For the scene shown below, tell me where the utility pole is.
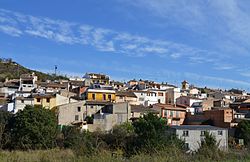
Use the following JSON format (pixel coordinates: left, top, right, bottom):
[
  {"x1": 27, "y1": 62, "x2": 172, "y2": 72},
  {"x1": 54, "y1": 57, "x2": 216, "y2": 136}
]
[
  {"x1": 54, "y1": 65, "x2": 57, "y2": 76},
  {"x1": 17, "y1": 64, "x2": 20, "y2": 77}
]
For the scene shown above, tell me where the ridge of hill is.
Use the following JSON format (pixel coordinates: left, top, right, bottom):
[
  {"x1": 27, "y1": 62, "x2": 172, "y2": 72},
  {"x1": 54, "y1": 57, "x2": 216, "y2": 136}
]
[{"x1": 0, "y1": 58, "x2": 68, "y2": 82}]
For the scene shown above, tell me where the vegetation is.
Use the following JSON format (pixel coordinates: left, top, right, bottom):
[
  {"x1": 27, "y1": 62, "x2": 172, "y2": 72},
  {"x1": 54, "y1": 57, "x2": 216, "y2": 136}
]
[
  {"x1": 1, "y1": 108, "x2": 250, "y2": 161},
  {"x1": 12, "y1": 105, "x2": 57, "y2": 150},
  {"x1": 235, "y1": 120, "x2": 250, "y2": 146},
  {"x1": 0, "y1": 110, "x2": 13, "y2": 149},
  {"x1": 0, "y1": 58, "x2": 68, "y2": 82}
]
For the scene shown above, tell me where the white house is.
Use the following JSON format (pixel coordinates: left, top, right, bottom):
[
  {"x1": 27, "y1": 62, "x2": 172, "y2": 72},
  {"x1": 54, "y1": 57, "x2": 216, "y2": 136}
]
[
  {"x1": 133, "y1": 90, "x2": 158, "y2": 106},
  {"x1": 19, "y1": 73, "x2": 37, "y2": 92},
  {"x1": 166, "y1": 88, "x2": 181, "y2": 104},
  {"x1": 189, "y1": 88, "x2": 200, "y2": 96},
  {"x1": 176, "y1": 96, "x2": 203, "y2": 107},
  {"x1": 149, "y1": 89, "x2": 167, "y2": 104},
  {"x1": 13, "y1": 97, "x2": 34, "y2": 113},
  {"x1": 169, "y1": 125, "x2": 228, "y2": 152}
]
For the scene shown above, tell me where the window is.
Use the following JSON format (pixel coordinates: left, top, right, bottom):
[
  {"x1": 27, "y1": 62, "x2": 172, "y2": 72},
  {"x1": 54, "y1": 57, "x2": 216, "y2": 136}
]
[
  {"x1": 158, "y1": 92, "x2": 164, "y2": 96},
  {"x1": 176, "y1": 111, "x2": 179, "y2": 118},
  {"x1": 183, "y1": 130, "x2": 189, "y2": 137},
  {"x1": 139, "y1": 97, "x2": 144, "y2": 101},
  {"x1": 158, "y1": 99, "x2": 161, "y2": 103},
  {"x1": 184, "y1": 143, "x2": 189, "y2": 150},
  {"x1": 108, "y1": 94, "x2": 112, "y2": 100},
  {"x1": 170, "y1": 111, "x2": 174, "y2": 117},
  {"x1": 201, "y1": 131, "x2": 206, "y2": 136},
  {"x1": 75, "y1": 115, "x2": 79, "y2": 121},
  {"x1": 77, "y1": 107, "x2": 81, "y2": 112},
  {"x1": 92, "y1": 94, "x2": 96, "y2": 100},
  {"x1": 21, "y1": 100, "x2": 24, "y2": 103},
  {"x1": 37, "y1": 98, "x2": 41, "y2": 102},
  {"x1": 119, "y1": 96, "x2": 123, "y2": 99},
  {"x1": 164, "y1": 110, "x2": 168, "y2": 117},
  {"x1": 218, "y1": 130, "x2": 223, "y2": 136},
  {"x1": 46, "y1": 98, "x2": 50, "y2": 103},
  {"x1": 103, "y1": 94, "x2": 106, "y2": 100},
  {"x1": 90, "y1": 105, "x2": 94, "y2": 109}
]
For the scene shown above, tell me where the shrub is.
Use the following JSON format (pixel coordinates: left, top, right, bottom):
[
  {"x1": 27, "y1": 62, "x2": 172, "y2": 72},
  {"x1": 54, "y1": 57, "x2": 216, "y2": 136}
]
[{"x1": 61, "y1": 126, "x2": 106, "y2": 156}]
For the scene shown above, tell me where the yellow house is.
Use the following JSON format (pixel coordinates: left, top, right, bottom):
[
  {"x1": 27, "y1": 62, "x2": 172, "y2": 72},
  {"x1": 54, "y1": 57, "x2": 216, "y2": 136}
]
[
  {"x1": 34, "y1": 93, "x2": 79, "y2": 111},
  {"x1": 87, "y1": 89, "x2": 116, "y2": 102},
  {"x1": 34, "y1": 94, "x2": 56, "y2": 109}
]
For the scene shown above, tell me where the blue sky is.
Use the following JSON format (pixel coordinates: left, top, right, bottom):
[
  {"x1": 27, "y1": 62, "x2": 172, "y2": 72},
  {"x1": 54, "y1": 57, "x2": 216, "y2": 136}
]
[{"x1": 0, "y1": 0, "x2": 250, "y2": 90}]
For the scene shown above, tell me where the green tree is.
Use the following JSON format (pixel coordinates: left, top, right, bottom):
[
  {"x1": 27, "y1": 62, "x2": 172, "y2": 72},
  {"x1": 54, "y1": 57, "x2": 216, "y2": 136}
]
[
  {"x1": 196, "y1": 131, "x2": 224, "y2": 160},
  {"x1": 104, "y1": 122, "x2": 135, "y2": 150},
  {"x1": 132, "y1": 113, "x2": 168, "y2": 152},
  {"x1": 235, "y1": 120, "x2": 250, "y2": 146},
  {"x1": 61, "y1": 126, "x2": 105, "y2": 156},
  {"x1": 200, "y1": 131, "x2": 217, "y2": 149},
  {"x1": 10, "y1": 105, "x2": 58, "y2": 150},
  {"x1": 0, "y1": 110, "x2": 13, "y2": 149}
]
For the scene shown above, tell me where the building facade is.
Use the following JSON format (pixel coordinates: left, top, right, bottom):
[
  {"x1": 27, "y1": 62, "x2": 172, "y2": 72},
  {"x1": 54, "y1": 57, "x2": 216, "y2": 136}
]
[
  {"x1": 169, "y1": 125, "x2": 228, "y2": 152},
  {"x1": 87, "y1": 89, "x2": 116, "y2": 102}
]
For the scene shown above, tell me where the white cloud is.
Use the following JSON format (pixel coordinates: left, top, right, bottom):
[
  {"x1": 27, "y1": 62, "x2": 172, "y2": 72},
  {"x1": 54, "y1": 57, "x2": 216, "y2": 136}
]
[
  {"x1": 0, "y1": 25, "x2": 22, "y2": 37},
  {"x1": 0, "y1": 8, "x2": 225, "y2": 64}
]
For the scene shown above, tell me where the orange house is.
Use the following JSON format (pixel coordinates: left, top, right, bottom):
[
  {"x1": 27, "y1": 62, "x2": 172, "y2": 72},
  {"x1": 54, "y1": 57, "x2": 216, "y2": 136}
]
[{"x1": 153, "y1": 103, "x2": 187, "y2": 126}]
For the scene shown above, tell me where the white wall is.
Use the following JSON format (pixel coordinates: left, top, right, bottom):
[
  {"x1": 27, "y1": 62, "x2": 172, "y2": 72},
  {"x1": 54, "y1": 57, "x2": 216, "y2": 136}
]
[
  {"x1": 176, "y1": 129, "x2": 228, "y2": 152},
  {"x1": 14, "y1": 99, "x2": 34, "y2": 113},
  {"x1": 56, "y1": 94, "x2": 77, "y2": 107}
]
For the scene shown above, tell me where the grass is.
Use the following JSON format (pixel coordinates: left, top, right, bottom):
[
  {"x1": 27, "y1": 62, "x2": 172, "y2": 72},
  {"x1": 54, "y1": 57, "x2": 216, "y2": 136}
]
[{"x1": 0, "y1": 148, "x2": 250, "y2": 162}]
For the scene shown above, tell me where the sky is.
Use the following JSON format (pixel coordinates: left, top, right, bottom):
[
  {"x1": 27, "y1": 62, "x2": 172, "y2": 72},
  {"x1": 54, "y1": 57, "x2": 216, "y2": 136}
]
[{"x1": 0, "y1": 0, "x2": 250, "y2": 91}]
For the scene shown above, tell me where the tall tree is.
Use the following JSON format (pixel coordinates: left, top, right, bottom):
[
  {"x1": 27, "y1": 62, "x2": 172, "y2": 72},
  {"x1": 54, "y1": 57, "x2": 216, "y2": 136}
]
[
  {"x1": 235, "y1": 120, "x2": 250, "y2": 146},
  {"x1": 0, "y1": 110, "x2": 13, "y2": 149},
  {"x1": 10, "y1": 105, "x2": 58, "y2": 150}
]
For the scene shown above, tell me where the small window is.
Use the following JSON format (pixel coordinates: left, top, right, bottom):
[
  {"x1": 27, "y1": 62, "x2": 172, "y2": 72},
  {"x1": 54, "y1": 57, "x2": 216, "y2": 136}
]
[
  {"x1": 90, "y1": 105, "x2": 94, "y2": 109},
  {"x1": 21, "y1": 100, "x2": 24, "y2": 103},
  {"x1": 201, "y1": 131, "x2": 206, "y2": 136},
  {"x1": 176, "y1": 111, "x2": 179, "y2": 118},
  {"x1": 92, "y1": 94, "x2": 96, "y2": 100},
  {"x1": 108, "y1": 94, "x2": 112, "y2": 100},
  {"x1": 77, "y1": 107, "x2": 81, "y2": 112},
  {"x1": 75, "y1": 115, "x2": 79, "y2": 121},
  {"x1": 139, "y1": 97, "x2": 144, "y2": 101},
  {"x1": 183, "y1": 130, "x2": 189, "y2": 137},
  {"x1": 184, "y1": 143, "x2": 189, "y2": 150},
  {"x1": 46, "y1": 98, "x2": 50, "y2": 103},
  {"x1": 218, "y1": 130, "x2": 223, "y2": 136},
  {"x1": 158, "y1": 92, "x2": 164, "y2": 96},
  {"x1": 170, "y1": 111, "x2": 174, "y2": 117},
  {"x1": 164, "y1": 110, "x2": 168, "y2": 117},
  {"x1": 37, "y1": 98, "x2": 41, "y2": 102},
  {"x1": 103, "y1": 94, "x2": 106, "y2": 100}
]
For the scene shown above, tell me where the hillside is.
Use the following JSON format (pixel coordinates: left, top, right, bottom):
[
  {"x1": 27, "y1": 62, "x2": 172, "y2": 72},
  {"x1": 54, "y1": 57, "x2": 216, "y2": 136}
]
[{"x1": 0, "y1": 58, "x2": 68, "y2": 82}]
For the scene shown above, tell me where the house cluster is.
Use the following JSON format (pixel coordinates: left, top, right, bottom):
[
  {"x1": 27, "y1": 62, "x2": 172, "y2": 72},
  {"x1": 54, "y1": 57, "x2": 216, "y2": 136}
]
[{"x1": 0, "y1": 72, "x2": 249, "y2": 152}]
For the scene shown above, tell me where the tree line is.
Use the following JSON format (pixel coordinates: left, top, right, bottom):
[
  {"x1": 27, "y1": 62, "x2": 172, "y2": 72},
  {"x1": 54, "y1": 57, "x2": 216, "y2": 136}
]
[{"x1": 0, "y1": 105, "x2": 249, "y2": 159}]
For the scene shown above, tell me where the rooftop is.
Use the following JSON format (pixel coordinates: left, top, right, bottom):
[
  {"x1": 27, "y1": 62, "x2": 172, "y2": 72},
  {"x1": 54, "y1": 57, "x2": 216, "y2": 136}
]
[
  {"x1": 116, "y1": 91, "x2": 137, "y2": 98},
  {"x1": 85, "y1": 100, "x2": 113, "y2": 105},
  {"x1": 87, "y1": 89, "x2": 116, "y2": 93},
  {"x1": 171, "y1": 125, "x2": 227, "y2": 130}
]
